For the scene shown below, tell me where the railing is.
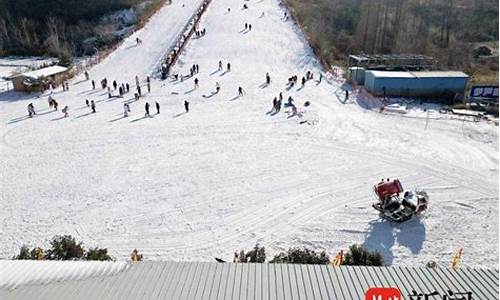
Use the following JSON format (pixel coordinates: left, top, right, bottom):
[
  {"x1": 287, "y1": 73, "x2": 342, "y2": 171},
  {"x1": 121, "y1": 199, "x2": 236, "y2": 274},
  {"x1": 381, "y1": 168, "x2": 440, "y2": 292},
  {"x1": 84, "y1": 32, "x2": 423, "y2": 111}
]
[{"x1": 159, "y1": 0, "x2": 213, "y2": 79}]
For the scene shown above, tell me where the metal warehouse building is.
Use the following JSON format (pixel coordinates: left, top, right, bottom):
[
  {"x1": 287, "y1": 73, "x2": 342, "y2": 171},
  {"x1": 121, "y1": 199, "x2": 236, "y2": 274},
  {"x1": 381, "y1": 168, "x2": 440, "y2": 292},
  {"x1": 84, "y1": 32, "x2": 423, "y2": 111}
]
[
  {"x1": 0, "y1": 261, "x2": 498, "y2": 299},
  {"x1": 364, "y1": 70, "x2": 469, "y2": 98}
]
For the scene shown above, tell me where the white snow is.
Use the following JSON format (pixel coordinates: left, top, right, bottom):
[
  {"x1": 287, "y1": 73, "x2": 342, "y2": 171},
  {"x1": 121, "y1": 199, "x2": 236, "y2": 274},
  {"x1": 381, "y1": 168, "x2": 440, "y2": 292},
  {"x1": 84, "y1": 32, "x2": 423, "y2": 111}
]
[{"x1": 0, "y1": 0, "x2": 498, "y2": 268}]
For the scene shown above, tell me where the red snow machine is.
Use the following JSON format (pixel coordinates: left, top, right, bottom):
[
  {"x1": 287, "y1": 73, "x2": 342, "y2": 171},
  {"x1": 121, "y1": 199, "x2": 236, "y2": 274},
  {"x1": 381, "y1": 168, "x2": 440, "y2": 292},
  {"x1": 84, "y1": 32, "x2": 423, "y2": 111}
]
[{"x1": 373, "y1": 178, "x2": 428, "y2": 223}]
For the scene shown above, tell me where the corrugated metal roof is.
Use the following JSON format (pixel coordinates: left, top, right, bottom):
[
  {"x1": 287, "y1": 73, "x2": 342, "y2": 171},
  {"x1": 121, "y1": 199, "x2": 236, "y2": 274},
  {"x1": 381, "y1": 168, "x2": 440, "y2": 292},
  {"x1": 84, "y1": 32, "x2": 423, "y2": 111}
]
[
  {"x1": 0, "y1": 261, "x2": 497, "y2": 299},
  {"x1": 366, "y1": 70, "x2": 469, "y2": 79},
  {"x1": 12, "y1": 66, "x2": 68, "y2": 79}
]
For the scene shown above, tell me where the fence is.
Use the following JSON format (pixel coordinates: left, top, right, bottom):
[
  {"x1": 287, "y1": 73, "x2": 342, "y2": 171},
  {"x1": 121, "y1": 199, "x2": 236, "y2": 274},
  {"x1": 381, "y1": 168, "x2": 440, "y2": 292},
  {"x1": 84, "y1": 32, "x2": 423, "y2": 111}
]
[{"x1": 159, "y1": 0, "x2": 213, "y2": 79}]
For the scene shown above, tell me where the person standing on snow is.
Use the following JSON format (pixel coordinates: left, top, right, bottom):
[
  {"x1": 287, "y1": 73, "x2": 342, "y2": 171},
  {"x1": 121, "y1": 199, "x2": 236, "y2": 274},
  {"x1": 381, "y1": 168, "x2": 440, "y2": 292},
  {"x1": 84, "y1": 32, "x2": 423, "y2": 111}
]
[
  {"x1": 215, "y1": 82, "x2": 220, "y2": 93},
  {"x1": 276, "y1": 98, "x2": 282, "y2": 112},
  {"x1": 91, "y1": 79, "x2": 95, "y2": 90},
  {"x1": 27, "y1": 103, "x2": 35, "y2": 117},
  {"x1": 145, "y1": 102, "x2": 150, "y2": 117},
  {"x1": 52, "y1": 99, "x2": 58, "y2": 111},
  {"x1": 124, "y1": 103, "x2": 131, "y2": 117},
  {"x1": 113, "y1": 80, "x2": 117, "y2": 90},
  {"x1": 155, "y1": 101, "x2": 160, "y2": 114},
  {"x1": 266, "y1": 72, "x2": 271, "y2": 85},
  {"x1": 271, "y1": 97, "x2": 277, "y2": 113},
  {"x1": 62, "y1": 106, "x2": 69, "y2": 118},
  {"x1": 218, "y1": 60, "x2": 223, "y2": 71},
  {"x1": 238, "y1": 86, "x2": 244, "y2": 96},
  {"x1": 90, "y1": 100, "x2": 96, "y2": 113},
  {"x1": 227, "y1": 62, "x2": 231, "y2": 72},
  {"x1": 194, "y1": 78, "x2": 199, "y2": 89},
  {"x1": 86, "y1": 99, "x2": 90, "y2": 107},
  {"x1": 184, "y1": 100, "x2": 189, "y2": 112}
]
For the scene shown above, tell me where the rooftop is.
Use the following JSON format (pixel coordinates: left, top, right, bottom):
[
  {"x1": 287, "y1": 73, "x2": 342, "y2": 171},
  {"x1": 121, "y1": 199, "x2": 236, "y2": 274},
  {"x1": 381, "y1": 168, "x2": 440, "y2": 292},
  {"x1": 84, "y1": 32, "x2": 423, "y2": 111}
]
[
  {"x1": 0, "y1": 261, "x2": 497, "y2": 300},
  {"x1": 13, "y1": 66, "x2": 68, "y2": 80},
  {"x1": 366, "y1": 70, "x2": 469, "y2": 79}
]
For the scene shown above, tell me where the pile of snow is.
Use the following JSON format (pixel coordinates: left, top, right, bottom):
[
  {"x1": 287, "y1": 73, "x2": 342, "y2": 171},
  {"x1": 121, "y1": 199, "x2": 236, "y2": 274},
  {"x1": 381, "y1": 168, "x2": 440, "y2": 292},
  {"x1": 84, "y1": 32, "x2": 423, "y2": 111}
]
[{"x1": 0, "y1": 0, "x2": 497, "y2": 268}]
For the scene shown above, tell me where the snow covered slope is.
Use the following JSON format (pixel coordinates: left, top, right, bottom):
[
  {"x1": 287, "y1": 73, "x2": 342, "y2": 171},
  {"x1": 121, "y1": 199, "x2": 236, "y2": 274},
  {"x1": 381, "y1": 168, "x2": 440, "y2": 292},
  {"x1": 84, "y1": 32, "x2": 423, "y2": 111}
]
[{"x1": 0, "y1": 0, "x2": 498, "y2": 268}]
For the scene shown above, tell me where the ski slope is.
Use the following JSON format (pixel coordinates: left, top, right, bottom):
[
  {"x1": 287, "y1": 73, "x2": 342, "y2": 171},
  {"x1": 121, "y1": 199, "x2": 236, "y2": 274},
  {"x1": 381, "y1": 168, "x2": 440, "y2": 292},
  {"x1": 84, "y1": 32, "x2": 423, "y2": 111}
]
[{"x1": 0, "y1": 0, "x2": 498, "y2": 268}]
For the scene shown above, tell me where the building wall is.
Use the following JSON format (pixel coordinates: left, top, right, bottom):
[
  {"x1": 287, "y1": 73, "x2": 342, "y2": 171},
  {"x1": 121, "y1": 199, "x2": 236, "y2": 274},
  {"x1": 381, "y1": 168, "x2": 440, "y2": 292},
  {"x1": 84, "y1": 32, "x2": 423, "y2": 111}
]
[{"x1": 365, "y1": 71, "x2": 468, "y2": 98}]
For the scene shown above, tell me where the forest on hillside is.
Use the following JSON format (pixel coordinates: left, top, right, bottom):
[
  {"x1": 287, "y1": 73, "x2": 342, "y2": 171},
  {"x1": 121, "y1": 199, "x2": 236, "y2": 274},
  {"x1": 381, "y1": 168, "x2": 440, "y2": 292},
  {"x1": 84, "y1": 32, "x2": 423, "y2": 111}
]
[
  {"x1": 285, "y1": 0, "x2": 498, "y2": 83},
  {"x1": 0, "y1": 0, "x2": 164, "y2": 60}
]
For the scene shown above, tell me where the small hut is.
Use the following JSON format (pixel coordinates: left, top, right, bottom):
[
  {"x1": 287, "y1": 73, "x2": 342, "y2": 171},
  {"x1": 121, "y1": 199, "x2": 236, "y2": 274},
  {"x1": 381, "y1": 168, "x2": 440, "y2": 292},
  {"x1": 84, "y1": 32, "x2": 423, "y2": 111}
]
[{"x1": 10, "y1": 66, "x2": 70, "y2": 92}]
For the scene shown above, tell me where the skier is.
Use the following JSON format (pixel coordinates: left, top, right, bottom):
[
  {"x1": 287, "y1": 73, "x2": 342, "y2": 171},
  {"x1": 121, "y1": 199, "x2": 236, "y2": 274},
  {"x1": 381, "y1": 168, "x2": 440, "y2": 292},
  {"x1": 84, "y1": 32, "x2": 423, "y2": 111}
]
[
  {"x1": 218, "y1": 60, "x2": 223, "y2": 71},
  {"x1": 301, "y1": 76, "x2": 306, "y2": 86},
  {"x1": 91, "y1": 100, "x2": 96, "y2": 113},
  {"x1": 126, "y1": 83, "x2": 130, "y2": 93},
  {"x1": 84, "y1": 71, "x2": 89, "y2": 81},
  {"x1": 266, "y1": 72, "x2": 271, "y2": 85},
  {"x1": 249, "y1": 24, "x2": 252, "y2": 31},
  {"x1": 245, "y1": 23, "x2": 248, "y2": 30},
  {"x1": 276, "y1": 98, "x2": 282, "y2": 112},
  {"x1": 194, "y1": 78, "x2": 199, "y2": 89},
  {"x1": 52, "y1": 99, "x2": 58, "y2": 111},
  {"x1": 27, "y1": 103, "x2": 35, "y2": 117},
  {"x1": 238, "y1": 86, "x2": 244, "y2": 96},
  {"x1": 62, "y1": 106, "x2": 69, "y2": 118},
  {"x1": 184, "y1": 100, "x2": 189, "y2": 112},
  {"x1": 86, "y1": 99, "x2": 90, "y2": 107},
  {"x1": 272, "y1": 97, "x2": 277, "y2": 113},
  {"x1": 119, "y1": 86, "x2": 123, "y2": 97},
  {"x1": 137, "y1": 85, "x2": 142, "y2": 96},
  {"x1": 286, "y1": 96, "x2": 294, "y2": 107},
  {"x1": 227, "y1": 62, "x2": 231, "y2": 71},
  {"x1": 147, "y1": 82, "x2": 151, "y2": 93},
  {"x1": 145, "y1": 102, "x2": 150, "y2": 117},
  {"x1": 113, "y1": 80, "x2": 117, "y2": 90},
  {"x1": 91, "y1": 79, "x2": 95, "y2": 89},
  {"x1": 215, "y1": 82, "x2": 220, "y2": 93},
  {"x1": 155, "y1": 101, "x2": 160, "y2": 114},
  {"x1": 124, "y1": 103, "x2": 131, "y2": 117},
  {"x1": 316, "y1": 73, "x2": 322, "y2": 84}
]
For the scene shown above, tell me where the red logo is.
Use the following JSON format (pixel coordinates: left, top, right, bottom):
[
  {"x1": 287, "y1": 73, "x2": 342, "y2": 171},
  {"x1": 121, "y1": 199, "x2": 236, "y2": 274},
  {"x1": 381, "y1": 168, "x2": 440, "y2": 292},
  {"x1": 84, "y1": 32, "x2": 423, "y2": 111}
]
[{"x1": 365, "y1": 288, "x2": 401, "y2": 300}]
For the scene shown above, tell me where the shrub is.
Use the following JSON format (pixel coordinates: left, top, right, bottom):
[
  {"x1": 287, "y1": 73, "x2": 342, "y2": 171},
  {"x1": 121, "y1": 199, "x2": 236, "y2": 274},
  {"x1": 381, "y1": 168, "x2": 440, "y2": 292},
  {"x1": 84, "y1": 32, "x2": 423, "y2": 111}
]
[
  {"x1": 342, "y1": 244, "x2": 384, "y2": 266},
  {"x1": 14, "y1": 245, "x2": 33, "y2": 260},
  {"x1": 237, "y1": 244, "x2": 266, "y2": 263},
  {"x1": 270, "y1": 248, "x2": 330, "y2": 264},
  {"x1": 46, "y1": 235, "x2": 85, "y2": 260},
  {"x1": 86, "y1": 247, "x2": 112, "y2": 261}
]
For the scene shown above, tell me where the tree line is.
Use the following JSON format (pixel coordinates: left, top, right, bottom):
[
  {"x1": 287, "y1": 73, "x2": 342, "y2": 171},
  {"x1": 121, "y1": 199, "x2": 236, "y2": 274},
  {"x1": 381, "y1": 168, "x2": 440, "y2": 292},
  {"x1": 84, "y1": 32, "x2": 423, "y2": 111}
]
[
  {"x1": 0, "y1": 0, "x2": 156, "y2": 59},
  {"x1": 285, "y1": 0, "x2": 498, "y2": 72}
]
